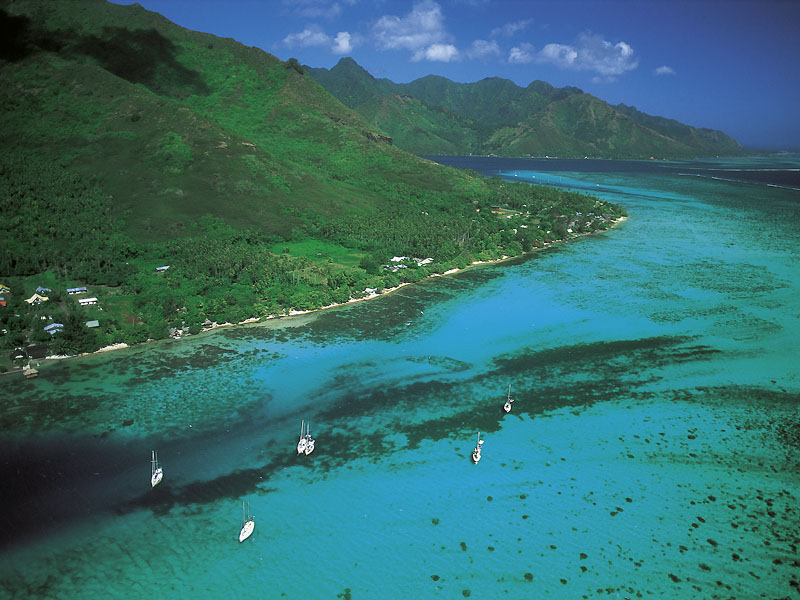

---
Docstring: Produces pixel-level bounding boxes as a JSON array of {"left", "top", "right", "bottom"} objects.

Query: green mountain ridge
[
  {"left": 0, "top": 0, "right": 625, "bottom": 360},
  {"left": 307, "top": 57, "right": 743, "bottom": 158}
]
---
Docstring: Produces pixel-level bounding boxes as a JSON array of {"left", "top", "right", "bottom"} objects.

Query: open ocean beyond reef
[{"left": 1, "top": 155, "right": 799, "bottom": 599}]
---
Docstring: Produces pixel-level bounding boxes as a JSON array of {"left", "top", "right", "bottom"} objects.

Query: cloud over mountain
[
  {"left": 372, "top": 1, "right": 457, "bottom": 62},
  {"left": 332, "top": 31, "right": 353, "bottom": 54},
  {"left": 283, "top": 26, "right": 331, "bottom": 48},
  {"left": 283, "top": 25, "right": 355, "bottom": 54},
  {"left": 509, "top": 33, "right": 638, "bottom": 77},
  {"left": 467, "top": 39, "right": 501, "bottom": 60},
  {"left": 413, "top": 43, "right": 459, "bottom": 62}
]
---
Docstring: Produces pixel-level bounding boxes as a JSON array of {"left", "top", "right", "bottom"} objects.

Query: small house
[
  {"left": 67, "top": 286, "right": 87, "bottom": 295},
  {"left": 44, "top": 323, "right": 64, "bottom": 334},
  {"left": 86, "top": 320, "right": 100, "bottom": 328},
  {"left": 35, "top": 286, "right": 52, "bottom": 293},
  {"left": 78, "top": 297, "right": 98, "bottom": 306},
  {"left": 0, "top": 284, "right": 10, "bottom": 294},
  {"left": 10, "top": 347, "right": 27, "bottom": 361},
  {"left": 0, "top": 297, "right": 6, "bottom": 307},
  {"left": 156, "top": 265, "right": 170, "bottom": 272},
  {"left": 25, "top": 293, "right": 49, "bottom": 305}
]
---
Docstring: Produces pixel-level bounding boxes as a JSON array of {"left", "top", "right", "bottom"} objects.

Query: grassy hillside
[
  {"left": 308, "top": 57, "right": 743, "bottom": 159},
  {"left": 0, "top": 0, "right": 625, "bottom": 365},
  {"left": 2, "top": 1, "right": 417, "bottom": 241},
  {"left": 356, "top": 95, "right": 484, "bottom": 155}
]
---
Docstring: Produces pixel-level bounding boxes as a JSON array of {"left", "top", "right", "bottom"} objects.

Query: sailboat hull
[
  {"left": 151, "top": 468, "right": 163, "bottom": 488},
  {"left": 239, "top": 520, "right": 255, "bottom": 542}
]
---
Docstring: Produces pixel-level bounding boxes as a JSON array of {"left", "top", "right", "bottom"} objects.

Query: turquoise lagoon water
[{"left": 1, "top": 156, "right": 799, "bottom": 598}]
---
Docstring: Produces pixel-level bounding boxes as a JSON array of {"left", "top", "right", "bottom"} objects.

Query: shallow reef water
[{"left": 1, "top": 156, "right": 799, "bottom": 599}]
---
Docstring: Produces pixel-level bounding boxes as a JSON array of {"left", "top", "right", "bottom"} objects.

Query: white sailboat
[
  {"left": 297, "top": 420, "right": 307, "bottom": 455},
  {"left": 471, "top": 432, "right": 484, "bottom": 464},
  {"left": 238, "top": 501, "right": 255, "bottom": 543},
  {"left": 304, "top": 422, "right": 315, "bottom": 456},
  {"left": 150, "top": 450, "right": 163, "bottom": 488},
  {"left": 503, "top": 384, "right": 515, "bottom": 414}
]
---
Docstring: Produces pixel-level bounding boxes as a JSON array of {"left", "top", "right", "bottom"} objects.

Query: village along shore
[{"left": 8, "top": 216, "right": 626, "bottom": 371}]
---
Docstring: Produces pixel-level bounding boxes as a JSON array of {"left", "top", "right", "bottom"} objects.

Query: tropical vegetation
[{"left": 0, "top": 0, "right": 625, "bottom": 368}]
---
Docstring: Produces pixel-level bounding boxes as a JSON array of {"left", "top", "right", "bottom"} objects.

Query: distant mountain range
[{"left": 307, "top": 57, "right": 743, "bottom": 159}]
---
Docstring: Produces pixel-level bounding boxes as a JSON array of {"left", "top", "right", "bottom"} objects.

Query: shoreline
[{"left": 29, "top": 216, "right": 627, "bottom": 366}]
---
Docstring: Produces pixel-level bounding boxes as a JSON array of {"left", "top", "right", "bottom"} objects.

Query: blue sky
[{"left": 115, "top": 0, "right": 800, "bottom": 149}]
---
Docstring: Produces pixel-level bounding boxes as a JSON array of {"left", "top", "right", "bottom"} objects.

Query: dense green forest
[
  {"left": 307, "top": 57, "right": 743, "bottom": 159},
  {"left": 0, "top": 0, "right": 624, "bottom": 367},
  {"left": 0, "top": 149, "right": 624, "bottom": 362}
]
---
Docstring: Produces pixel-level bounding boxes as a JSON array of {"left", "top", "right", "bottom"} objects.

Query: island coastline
[{"left": 14, "top": 216, "right": 627, "bottom": 368}]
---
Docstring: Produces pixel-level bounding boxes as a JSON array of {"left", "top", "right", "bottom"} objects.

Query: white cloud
[
  {"left": 332, "top": 31, "right": 353, "bottom": 54},
  {"left": 509, "top": 33, "right": 638, "bottom": 77},
  {"left": 569, "top": 33, "right": 637, "bottom": 75},
  {"left": 655, "top": 65, "right": 676, "bottom": 75},
  {"left": 508, "top": 42, "right": 535, "bottom": 64},
  {"left": 372, "top": 0, "right": 458, "bottom": 61},
  {"left": 538, "top": 42, "right": 578, "bottom": 67},
  {"left": 491, "top": 18, "right": 533, "bottom": 38},
  {"left": 283, "top": 26, "right": 331, "bottom": 48},
  {"left": 283, "top": 25, "right": 357, "bottom": 54},
  {"left": 285, "top": 0, "right": 344, "bottom": 19},
  {"left": 467, "top": 39, "right": 501, "bottom": 60},
  {"left": 592, "top": 75, "right": 618, "bottom": 84},
  {"left": 300, "top": 3, "right": 342, "bottom": 19},
  {"left": 413, "top": 43, "right": 460, "bottom": 62}
]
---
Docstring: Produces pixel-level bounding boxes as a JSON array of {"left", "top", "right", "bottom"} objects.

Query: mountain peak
[
  {"left": 331, "top": 56, "right": 371, "bottom": 76},
  {"left": 334, "top": 56, "right": 359, "bottom": 68}
]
